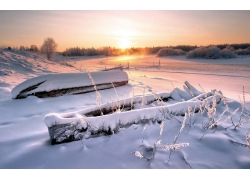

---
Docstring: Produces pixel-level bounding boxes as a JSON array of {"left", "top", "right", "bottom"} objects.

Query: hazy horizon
[{"left": 1, "top": 10, "right": 250, "bottom": 51}]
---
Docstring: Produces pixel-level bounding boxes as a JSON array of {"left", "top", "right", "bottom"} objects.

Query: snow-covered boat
[
  {"left": 11, "top": 68, "right": 128, "bottom": 99},
  {"left": 43, "top": 81, "right": 221, "bottom": 144}
]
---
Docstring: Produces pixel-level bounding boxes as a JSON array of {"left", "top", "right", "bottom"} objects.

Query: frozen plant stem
[
  {"left": 246, "top": 132, "right": 250, "bottom": 148},
  {"left": 142, "top": 125, "right": 147, "bottom": 143},
  {"left": 200, "top": 107, "right": 239, "bottom": 140},
  {"left": 223, "top": 108, "right": 239, "bottom": 129},
  {"left": 199, "top": 84, "right": 207, "bottom": 98},
  {"left": 238, "top": 86, "right": 245, "bottom": 125},
  {"left": 168, "top": 113, "right": 187, "bottom": 161},
  {"left": 141, "top": 86, "right": 146, "bottom": 109},
  {"left": 87, "top": 72, "right": 103, "bottom": 116},
  {"left": 111, "top": 82, "right": 121, "bottom": 112},
  {"left": 131, "top": 88, "right": 134, "bottom": 110},
  {"left": 187, "top": 106, "right": 192, "bottom": 132},
  {"left": 170, "top": 81, "right": 175, "bottom": 89}
]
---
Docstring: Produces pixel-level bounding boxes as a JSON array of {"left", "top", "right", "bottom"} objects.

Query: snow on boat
[
  {"left": 43, "top": 81, "right": 221, "bottom": 144},
  {"left": 11, "top": 69, "right": 128, "bottom": 99}
]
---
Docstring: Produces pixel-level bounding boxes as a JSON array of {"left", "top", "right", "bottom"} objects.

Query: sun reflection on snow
[{"left": 115, "top": 55, "right": 137, "bottom": 61}]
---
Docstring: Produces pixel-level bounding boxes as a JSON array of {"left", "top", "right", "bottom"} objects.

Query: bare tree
[{"left": 41, "top": 37, "right": 58, "bottom": 60}]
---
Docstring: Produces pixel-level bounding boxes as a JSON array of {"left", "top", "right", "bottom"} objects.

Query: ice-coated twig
[
  {"left": 209, "top": 107, "right": 229, "bottom": 129},
  {"left": 230, "top": 139, "right": 248, "bottom": 148},
  {"left": 111, "top": 82, "right": 121, "bottom": 112},
  {"left": 131, "top": 88, "right": 134, "bottom": 110},
  {"left": 246, "top": 132, "right": 250, "bottom": 148},
  {"left": 88, "top": 72, "right": 103, "bottom": 116},
  {"left": 141, "top": 86, "right": 146, "bottom": 109},
  {"left": 142, "top": 125, "right": 147, "bottom": 143},
  {"left": 222, "top": 108, "right": 239, "bottom": 129},
  {"left": 238, "top": 86, "right": 245, "bottom": 125},
  {"left": 157, "top": 143, "right": 189, "bottom": 151},
  {"left": 168, "top": 113, "right": 187, "bottom": 161},
  {"left": 183, "top": 155, "right": 192, "bottom": 169}
]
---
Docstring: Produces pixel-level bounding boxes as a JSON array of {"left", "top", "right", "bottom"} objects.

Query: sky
[{"left": 0, "top": 10, "right": 250, "bottom": 51}]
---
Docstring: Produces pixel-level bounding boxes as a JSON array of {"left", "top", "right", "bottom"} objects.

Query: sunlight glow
[
  {"left": 119, "top": 38, "right": 131, "bottom": 49},
  {"left": 1, "top": 11, "right": 250, "bottom": 51},
  {"left": 115, "top": 29, "right": 136, "bottom": 49},
  {"left": 115, "top": 30, "right": 136, "bottom": 37}
]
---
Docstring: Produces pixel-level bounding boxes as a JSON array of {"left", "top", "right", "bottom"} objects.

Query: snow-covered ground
[{"left": 0, "top": 49, "right": 250, "bottom": 171}]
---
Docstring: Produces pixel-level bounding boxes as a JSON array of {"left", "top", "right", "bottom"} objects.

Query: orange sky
[{"left": 1, "top": 10, "right": 250, "bottom": 52}]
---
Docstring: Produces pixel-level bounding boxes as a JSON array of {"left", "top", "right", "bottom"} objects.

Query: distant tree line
[
  {"left": 61, "top": 45, "right": 198, "bottom": 57},
  {"left": 5, "top": 44, "right": 40, "bottom": 52},
  {"left": 62, "top": 43, "right": 250, "bottom": 59},
  {"left": 2, "top": 37, "right": 58, "bottom": 60},
  {"left": 185, "top": 45, "right": 250, "bottom": 59},
  {"left": 2, "top": 41, "right": 250, "bottom": 59},
  {"left": 61, "top": 46, "right": 160, "bottom": 56},
  {"left": 212, "top": 43, "right": 250, "bottom": 50}
]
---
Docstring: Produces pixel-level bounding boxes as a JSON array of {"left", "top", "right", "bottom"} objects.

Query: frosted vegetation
[
  {"left": 61, "top": 44, "right": 250, "bottom": 59},
  {"left": 156, "top": 48, "right": 186, "bottom": 56},
  {"left": 186, "top": 46, "right": 237, "bottom": 59},
  {"left": 2, "top": 42, "right": 250, "bottom": 59}
]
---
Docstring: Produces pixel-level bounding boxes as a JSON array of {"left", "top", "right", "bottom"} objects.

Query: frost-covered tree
[
  {"left": 235, "top": 48, "right": 250, "bottom": 55},
  {"left": 225, "top": 45, "right": 235, "bottom": 51},
  {"left": 30, "top": 45, "right": 38, "bottom": 52},
  {"left": 41, "top": 37, "right": 58, "bottom": 60}
]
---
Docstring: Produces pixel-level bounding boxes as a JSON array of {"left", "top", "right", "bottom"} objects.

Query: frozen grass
[
  {"left": 88, "top": 71, "right": 103, "bottom": 115},
  {"left": 43, "top": 76, "right": 249, "bottom": 168},
  {"left": 129, "top": 85, "right": 250, "bottom": 166}
]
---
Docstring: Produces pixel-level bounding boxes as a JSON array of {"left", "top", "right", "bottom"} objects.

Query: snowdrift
[
  {"left": 11, "top": 69, "right": 128, "bottom": 99},
  {"left": 44, "top": 81, "right": 221, "bottom": 144}
]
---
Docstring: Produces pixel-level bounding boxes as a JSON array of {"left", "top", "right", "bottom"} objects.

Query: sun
[
  {"left": 115, "top": 29, "right": 136, "bottom": 49},
  {"left": 119, "top": 38, "right": 131, "bottom": 49}
]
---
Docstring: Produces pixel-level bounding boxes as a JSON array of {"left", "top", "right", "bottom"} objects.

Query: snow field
[{"left": 0, "top": 49, "right": 250, "bottom": 169}]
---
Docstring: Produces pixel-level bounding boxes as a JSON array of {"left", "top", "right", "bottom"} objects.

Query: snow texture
[{"left": 1, "top": 49, "right": 250, "bottom": 169}]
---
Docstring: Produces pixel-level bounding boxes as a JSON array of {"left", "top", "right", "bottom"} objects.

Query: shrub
[
  {"left": 205, "top": 46, "right": 221, "bottom": 59},
  {"left": 19, "top": 46, "right": 25, "bottom": 50},
  {"left": 187, "top": 46, "right": 237, "bottom": 59},
  {"left": 220, "top": 48, "right": 237, "bottom": 58},
  {"left": 156, "top": 48, "right": 186, "bottom": 56},
  {"left": 30, "top": 45, "right": 39, "bottom": 52},
  {"left": 186, "top": 46, "right": 207, "bottom": 58}
]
